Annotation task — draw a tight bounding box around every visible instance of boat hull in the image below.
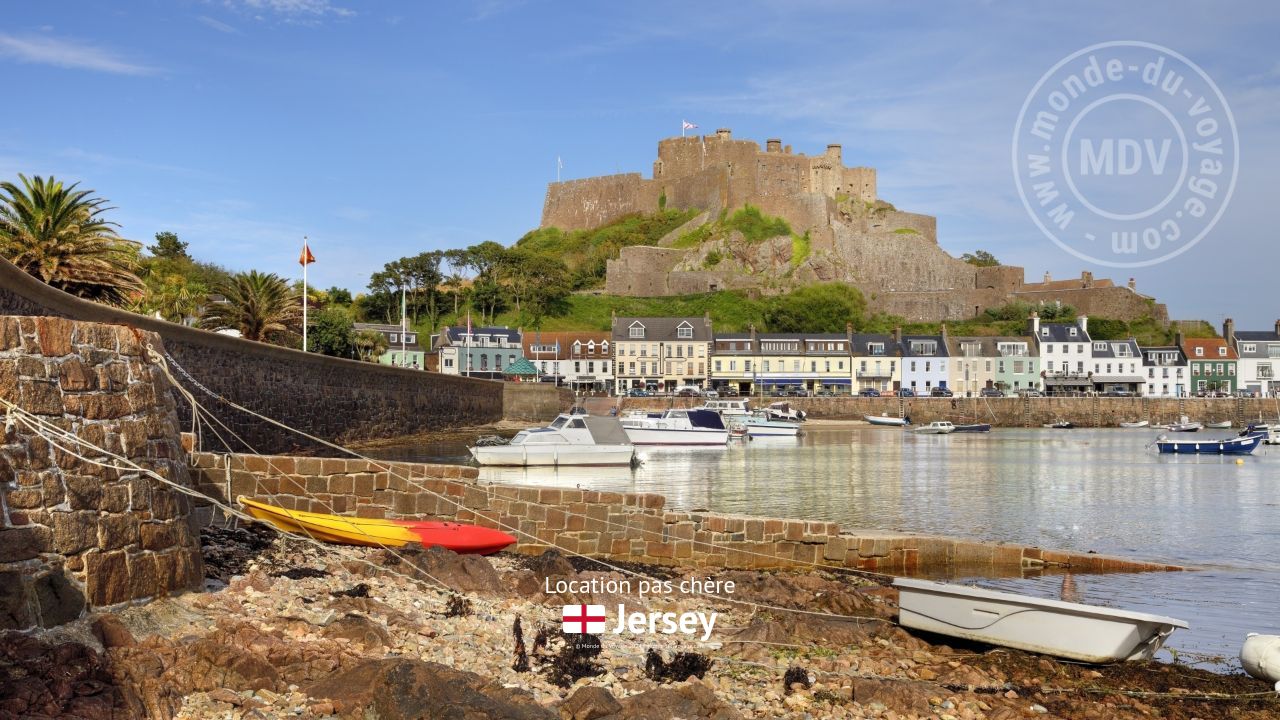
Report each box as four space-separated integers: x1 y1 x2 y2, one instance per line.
1241 634 1280 686
1155 434 1262 454
622 427 728 445
952 424 992 433
865 415 909 427
470 444 635 466
894 578 1187 663
1119 421 1149 428
238 497 516 553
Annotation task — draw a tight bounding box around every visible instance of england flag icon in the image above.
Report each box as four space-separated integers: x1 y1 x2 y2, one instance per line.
561 604 607 634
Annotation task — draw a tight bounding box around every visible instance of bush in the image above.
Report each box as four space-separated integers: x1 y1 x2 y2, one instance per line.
726 205 791 243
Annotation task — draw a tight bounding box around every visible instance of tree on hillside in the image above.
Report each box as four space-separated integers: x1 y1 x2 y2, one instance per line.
139 273 204 323
200 270 301 342
308 305 357 357
0 174 144 305
462 240 507 281
470 278 506 324
148 231 191 261
764 283 867 333
503 249 570 323
961 250 1000 267
401 250 444 330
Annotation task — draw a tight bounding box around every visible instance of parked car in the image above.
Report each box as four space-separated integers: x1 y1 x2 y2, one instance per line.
674 386 702 397
1017 389 1044 397
894 388 915 398
1101 389 1133 397
704 390 720 399
784 387 807 397
929 387 954 397
815 389 833 397
627 388 650 397
979 388 1004 398
859 388 881 397
720 387 739 397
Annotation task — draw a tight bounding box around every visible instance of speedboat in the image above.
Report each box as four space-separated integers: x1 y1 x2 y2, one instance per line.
1241 423 1280 445
1154 430 1264 455
894 578 1187 663
1119 420 1149 428
1043 420 1074 429
766 401 806 422
470 412 634 466
912 421 955 434
697 398 751 418
1163 415 1202 432
865 414 909 427
741 409 801 437
620 408 729 445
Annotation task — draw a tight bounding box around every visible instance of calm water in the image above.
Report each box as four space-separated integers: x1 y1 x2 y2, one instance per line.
370 427 1280 667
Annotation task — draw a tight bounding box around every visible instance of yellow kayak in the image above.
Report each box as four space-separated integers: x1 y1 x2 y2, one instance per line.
237 496 517 554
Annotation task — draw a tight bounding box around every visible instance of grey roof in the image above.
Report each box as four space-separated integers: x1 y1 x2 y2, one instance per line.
1235 330 1280 358
1141 345 1188 365
850 333 897 356
900 335 949 358
443 325 522 343
946 336 1034 358
1089 338 1141 359
613 316 713 342
1035 322 1091 343
353 323 423 350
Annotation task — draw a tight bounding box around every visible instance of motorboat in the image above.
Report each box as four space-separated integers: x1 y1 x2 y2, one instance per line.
470 413 635 466
620 408 729 445
952 423 992 433
1163 415 1203 432
865 414 910 427
698 398 751 417
894 578 1188 663
741 409 802 437
1205 420 1232 429
766 401 806 422
239 497 517 554
1241 634 1280 689
1241 423 1280 445
1154 431 1264 455
912 421 955 434
1043 420 1074 429
1119 420 1149 428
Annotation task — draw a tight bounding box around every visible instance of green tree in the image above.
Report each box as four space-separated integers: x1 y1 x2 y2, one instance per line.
0 174 144 305
961 250 1000 267
308 305 357 357
200 270 301 343
148 231 190 261
504 249 570 323
354 329 389 362
470 278 506 324
139 273 205 323
764 283 867 333
325 286 353 305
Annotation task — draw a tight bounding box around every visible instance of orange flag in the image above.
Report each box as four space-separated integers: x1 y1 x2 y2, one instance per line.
299 242 316 266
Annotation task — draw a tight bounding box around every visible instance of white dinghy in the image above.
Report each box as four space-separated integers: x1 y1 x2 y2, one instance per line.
893 578 1188 663
1241 634 1280 690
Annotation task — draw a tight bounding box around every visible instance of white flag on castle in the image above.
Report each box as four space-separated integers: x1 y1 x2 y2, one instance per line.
682 120 698 130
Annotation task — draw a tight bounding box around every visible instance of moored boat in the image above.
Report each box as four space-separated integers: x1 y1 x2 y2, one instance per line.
621 408 729 445
894 578 1188 663
1241 423 1280 445
1205 420 1232 429
1043 420 1074 429
239 497 517 553
470 412 634 466
742 409 802 437
1154 431 1263 455
952 423 992 433
865 413 910 427
912 421 955 434
697 398 751 417
1164 415 1203 432
1119 420 1149 428
766 401 806 422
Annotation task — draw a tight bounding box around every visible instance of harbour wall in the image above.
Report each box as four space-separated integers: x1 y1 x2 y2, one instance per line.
618 396 1279 428
191 451 1180 578
0 260 567 454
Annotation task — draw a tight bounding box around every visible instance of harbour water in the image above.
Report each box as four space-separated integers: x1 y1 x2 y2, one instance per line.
370 426 1280 668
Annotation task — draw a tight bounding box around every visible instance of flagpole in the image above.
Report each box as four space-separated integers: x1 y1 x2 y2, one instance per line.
301 236 308 353
400 283 407 366
556 156 561 183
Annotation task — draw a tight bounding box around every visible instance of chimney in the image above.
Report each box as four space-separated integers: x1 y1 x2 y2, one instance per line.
846 321 854 345
893 326 902 344
940 322 948 341
766 138 782 153
748 323 758 344
1175 331 1185 348
1028 311 1040 337
1223 318 1235 345
1077 315 1088 335
1081 271 1093 287
1275 319 1280 337
784 144 792 154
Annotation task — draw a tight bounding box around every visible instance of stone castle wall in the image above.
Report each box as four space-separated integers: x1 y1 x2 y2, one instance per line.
1 317 204 630
191 451 1176 577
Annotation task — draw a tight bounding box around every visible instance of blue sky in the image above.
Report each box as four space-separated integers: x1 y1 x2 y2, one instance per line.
2 1 1277 326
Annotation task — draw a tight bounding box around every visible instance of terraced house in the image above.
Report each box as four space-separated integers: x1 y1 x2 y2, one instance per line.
898 329 950 394
1031 314 1093 396
1181 335 1237 396
1142 337 1189 398
851 334 900 393
1224 318 1280 397
1088 338 1144 395
432 325 524 380
709 326 854 395
522 331 613 392
611 314 713 393
946 335 1040 396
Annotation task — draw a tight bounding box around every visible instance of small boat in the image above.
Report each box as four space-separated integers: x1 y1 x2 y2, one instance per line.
1043 420 1074 429
766 402 806 422
741 409 801 437
893 578 1188 663
621 408 729 445
912 421 955 435
865 414 910 427
697 398 751 417
952 423 992 433
470 412 634 466
1154 431 1264 455
1241 634 1280 689
1241 423 1280 445
1205 420 1232 429
1164 415 1203 432
1119 420 1149 429
239 497 517 554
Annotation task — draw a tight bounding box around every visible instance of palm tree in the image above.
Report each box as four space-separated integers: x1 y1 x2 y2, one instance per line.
353 329 389 362
200 270 301 342
443 271 466 315
0 174 144 305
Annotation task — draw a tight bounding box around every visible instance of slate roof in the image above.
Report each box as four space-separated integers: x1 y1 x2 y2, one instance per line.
1234 330 1280 359
612 316 713 342
850 333 898 356
441 325 522 344
352 323 423 351
945 336 1035 358
1089 338 1141 359
900 335 948 357
1034 322 1091 343
522 331 611 360
1141 345 1188 366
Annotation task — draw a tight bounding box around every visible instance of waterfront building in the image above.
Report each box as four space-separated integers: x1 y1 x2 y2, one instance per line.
611 314 713 393
522 331 613 393
431 325 524 380
851 333 900 393
1181 335 1237 395
898 329 950 394
1142 336 1190 397
1088 338 1144 395
946 335 1040 396
1030 314 1093 395
708 326 854 395
352 322 425 368
1225 318 1280 397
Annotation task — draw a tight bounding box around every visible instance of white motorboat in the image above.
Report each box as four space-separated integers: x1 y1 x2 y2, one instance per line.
620 408 729 445
865 414 910 427
766 401 806 422
1241 634 1280 689
470 413 634 466
741 409 801 437
1205 420 1232 429
1240 424 1280 445
1163 415 1203 432
1119 420 1149 428
698 398 751 417
912 421 954 434
894 578 1188 663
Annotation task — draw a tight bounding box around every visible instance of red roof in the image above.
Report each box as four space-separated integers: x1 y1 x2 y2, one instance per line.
1180 337 1238 360
522 331 611 360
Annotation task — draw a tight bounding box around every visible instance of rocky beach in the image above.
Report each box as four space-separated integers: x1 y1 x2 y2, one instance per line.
3 524 1275 720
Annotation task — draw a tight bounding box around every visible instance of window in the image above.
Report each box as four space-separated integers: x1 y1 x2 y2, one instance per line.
1114 344 1133 357
444 358 453 368
1243 343 1257 354
1197 380 1206 391
825 360 831 372
1217 363 1224 374
629 323 645 338
1192 362 1200 374
714 360 721 372
1069 328 1078 336
985 360 992 372
1076 361 1083 372
480 354 488 371
961 342 982 356
793 360 800 371
574 361 581 373
744 360 752 372
406 334 416 344
868 342 885 355
1078 344 1085 353
910 361 917 372
1094 342 1107 352
1270 345 1280 358
860 360 867 372
1218 347 1226 356
390 333 398 343
677 322 693 339
998 360 1006 373
629 362 635 374
1229 365 1236 376
730 360 737 371
910 341 937 355
763 360 771 372
1195 347 1204 357
1046 344 1053 353
1013 360 1025 374
1260 363 1274 379
1041 328 1049 336
1047 361 1054 371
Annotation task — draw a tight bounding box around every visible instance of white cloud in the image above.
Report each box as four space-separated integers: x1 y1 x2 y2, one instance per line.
0 33 158 76
196 15 241 34
224 0 355 22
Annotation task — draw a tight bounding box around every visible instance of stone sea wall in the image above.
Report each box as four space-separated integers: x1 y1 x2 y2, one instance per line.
191 451 1178 577
0 317 203 631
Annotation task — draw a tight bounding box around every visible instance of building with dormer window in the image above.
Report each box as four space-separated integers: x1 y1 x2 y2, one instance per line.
611 313 713 393
430 325 524 380
898 327 950 393
1029 313 1094 395
521 331 613 392
1181 335 1237 395
708 325 854 395
1141 335 1189 397
1224 318 1280 397
352 323 425 368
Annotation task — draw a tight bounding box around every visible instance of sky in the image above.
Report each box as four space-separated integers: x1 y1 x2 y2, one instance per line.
2 1 1278 326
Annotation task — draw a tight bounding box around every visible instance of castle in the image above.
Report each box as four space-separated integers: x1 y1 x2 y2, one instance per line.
541 129 1167 324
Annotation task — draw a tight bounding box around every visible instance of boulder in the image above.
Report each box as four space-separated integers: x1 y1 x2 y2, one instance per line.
373 545 504 594
560 685 622 720
610 680 741 720
851 677 949 715
321 613 392 650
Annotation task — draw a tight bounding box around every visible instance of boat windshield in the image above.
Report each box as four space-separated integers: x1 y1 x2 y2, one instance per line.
549 416 568 429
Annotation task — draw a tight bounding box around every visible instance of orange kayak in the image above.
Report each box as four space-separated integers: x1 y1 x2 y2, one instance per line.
238 496 517 554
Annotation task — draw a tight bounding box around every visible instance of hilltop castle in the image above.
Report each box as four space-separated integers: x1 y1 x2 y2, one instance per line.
541 130 1167 323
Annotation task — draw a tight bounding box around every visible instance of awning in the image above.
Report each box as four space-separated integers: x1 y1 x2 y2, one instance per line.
1044 377 1092 386
1092 375 1144 383
821 379 852 385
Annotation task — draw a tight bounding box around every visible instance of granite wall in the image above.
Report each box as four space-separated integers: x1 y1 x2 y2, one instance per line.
0 317 203 630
